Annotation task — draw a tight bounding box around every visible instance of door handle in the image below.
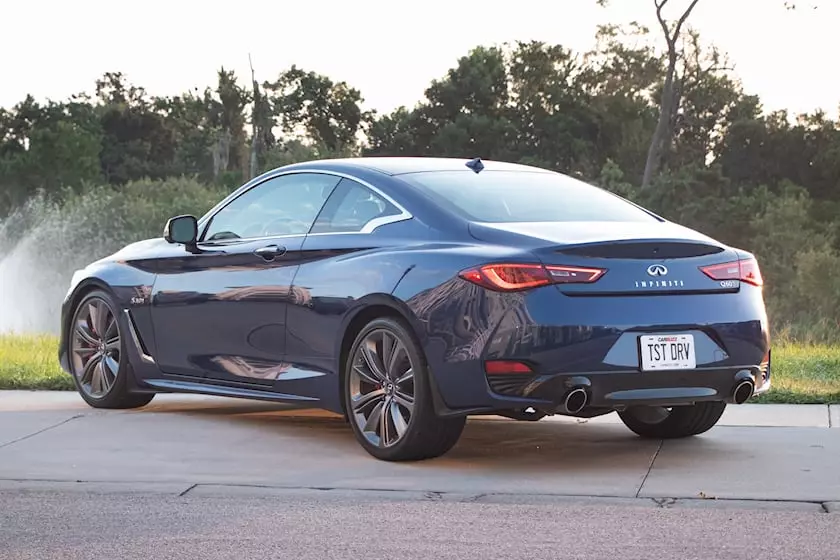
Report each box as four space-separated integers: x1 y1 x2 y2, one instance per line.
254 244 286 261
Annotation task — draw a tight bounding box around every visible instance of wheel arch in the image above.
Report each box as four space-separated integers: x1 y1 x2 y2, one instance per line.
59 278 115 372
335 294 446 417
67 277 112 310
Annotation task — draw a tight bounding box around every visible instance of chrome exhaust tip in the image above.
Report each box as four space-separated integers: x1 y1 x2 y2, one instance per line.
563 388 588 414
732 380 755 404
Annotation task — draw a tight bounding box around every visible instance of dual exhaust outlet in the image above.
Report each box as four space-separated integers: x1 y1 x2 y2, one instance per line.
731 378 755 405
558 376 755 414
561 387 589 414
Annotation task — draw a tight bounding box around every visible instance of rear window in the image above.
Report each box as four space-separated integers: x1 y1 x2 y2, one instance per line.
399 170 658 223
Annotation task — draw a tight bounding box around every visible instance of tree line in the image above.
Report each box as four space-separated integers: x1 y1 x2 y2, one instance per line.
1 21 838 339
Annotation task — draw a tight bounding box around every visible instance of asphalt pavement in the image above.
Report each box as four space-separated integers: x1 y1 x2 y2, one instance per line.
1 391 839 559
4 488 840 560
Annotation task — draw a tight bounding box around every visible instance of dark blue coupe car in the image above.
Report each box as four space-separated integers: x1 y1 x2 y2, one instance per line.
59 157 771 461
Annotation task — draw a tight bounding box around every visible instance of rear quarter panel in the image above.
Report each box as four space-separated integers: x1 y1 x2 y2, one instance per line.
285 220 535 412
393 256 770 412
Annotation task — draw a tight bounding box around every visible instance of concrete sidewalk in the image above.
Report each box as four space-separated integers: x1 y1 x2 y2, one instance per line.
2 390 837 427
1 390 839 508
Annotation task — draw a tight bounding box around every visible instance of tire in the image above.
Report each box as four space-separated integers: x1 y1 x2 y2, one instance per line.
618 401 726 439
343 317 466 461
67 289 155 410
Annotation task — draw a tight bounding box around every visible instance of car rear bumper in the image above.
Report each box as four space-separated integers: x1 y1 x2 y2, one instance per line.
431 361 770 418
428 323 771 417
510 362 768 407
413 280 771 417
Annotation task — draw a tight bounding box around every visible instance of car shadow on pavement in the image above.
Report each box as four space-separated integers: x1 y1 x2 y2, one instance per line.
129 400 745 479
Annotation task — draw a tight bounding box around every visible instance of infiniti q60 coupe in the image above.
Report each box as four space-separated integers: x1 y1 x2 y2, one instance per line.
59 157 771 461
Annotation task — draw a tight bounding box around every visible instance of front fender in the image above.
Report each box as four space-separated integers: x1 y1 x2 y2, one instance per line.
57 262 158 374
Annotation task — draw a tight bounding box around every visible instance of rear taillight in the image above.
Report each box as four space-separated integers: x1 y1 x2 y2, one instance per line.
546 265 606 283
459 263 606 292
700 258 763 287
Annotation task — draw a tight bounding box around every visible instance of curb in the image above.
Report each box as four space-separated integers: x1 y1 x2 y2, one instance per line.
0 479 837 514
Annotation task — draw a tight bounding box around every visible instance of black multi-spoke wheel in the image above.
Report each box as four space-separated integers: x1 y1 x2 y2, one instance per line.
71 296 121 398
618 401 726 439
69 290 154 409
349 328 416 448
344 317 465 461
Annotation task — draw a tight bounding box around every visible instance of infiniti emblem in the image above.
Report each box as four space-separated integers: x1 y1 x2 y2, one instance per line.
647 264 668 277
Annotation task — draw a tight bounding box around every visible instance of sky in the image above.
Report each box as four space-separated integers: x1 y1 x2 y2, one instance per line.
2 0 838 117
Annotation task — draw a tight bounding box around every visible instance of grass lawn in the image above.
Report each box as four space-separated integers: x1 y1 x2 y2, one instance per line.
753 344 840 404
1 333 839 404
0 334 74 391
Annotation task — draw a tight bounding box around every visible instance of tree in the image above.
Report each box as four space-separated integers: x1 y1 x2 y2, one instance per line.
153 90 216 181
205 68 250 183
265 66 370 154
642 0 701 187
247 55 276 180
367 43 599 170
507 41 600 173
366 107 431 156
668 29 740 170
422 46 517 160
596 0 823 186
581 23 663 181
0 95 102 212
95 73 178 184
367 46 514 159
595 0 702 186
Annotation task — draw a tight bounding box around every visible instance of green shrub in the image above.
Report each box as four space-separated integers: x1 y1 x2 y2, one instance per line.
0 177 228 333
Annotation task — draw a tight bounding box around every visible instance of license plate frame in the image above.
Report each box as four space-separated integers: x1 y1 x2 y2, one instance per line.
639 334 696 371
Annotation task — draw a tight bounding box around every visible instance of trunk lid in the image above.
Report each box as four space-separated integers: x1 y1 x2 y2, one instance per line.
468 221 741 296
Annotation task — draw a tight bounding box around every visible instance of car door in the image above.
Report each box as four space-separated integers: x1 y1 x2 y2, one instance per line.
150 171 341 386
284 177 414 382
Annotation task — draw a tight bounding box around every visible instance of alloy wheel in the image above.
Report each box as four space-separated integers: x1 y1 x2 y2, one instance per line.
70 297 121 399
348 328 416 448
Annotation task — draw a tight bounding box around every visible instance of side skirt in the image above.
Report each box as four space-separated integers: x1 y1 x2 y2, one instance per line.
142 378 321 405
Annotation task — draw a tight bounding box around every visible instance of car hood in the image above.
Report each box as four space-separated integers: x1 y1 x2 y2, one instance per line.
94 237 171 264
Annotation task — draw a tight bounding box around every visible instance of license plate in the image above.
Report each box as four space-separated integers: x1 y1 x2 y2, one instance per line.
639 334 696 371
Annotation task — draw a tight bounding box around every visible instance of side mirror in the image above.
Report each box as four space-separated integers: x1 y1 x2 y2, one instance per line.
163 215 198 252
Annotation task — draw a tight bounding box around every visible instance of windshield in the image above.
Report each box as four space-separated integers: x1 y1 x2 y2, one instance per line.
399 170 658 223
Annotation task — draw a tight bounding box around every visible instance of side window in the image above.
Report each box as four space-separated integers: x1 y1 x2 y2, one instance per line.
201 173 340 242
310 178 402 234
